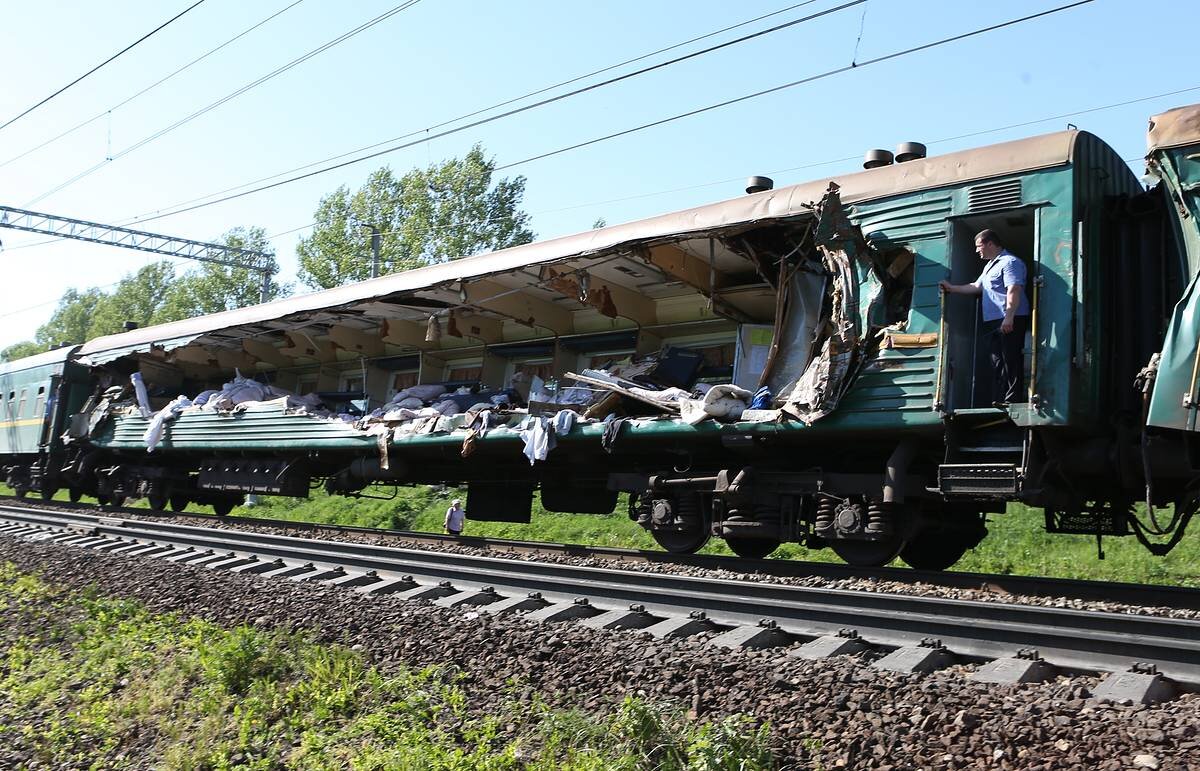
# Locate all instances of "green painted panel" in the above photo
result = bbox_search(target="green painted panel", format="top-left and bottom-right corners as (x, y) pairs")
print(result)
(0, 352), (69, 456)
(93, 401), (378, 452)
(1147, 146), (1200, 431)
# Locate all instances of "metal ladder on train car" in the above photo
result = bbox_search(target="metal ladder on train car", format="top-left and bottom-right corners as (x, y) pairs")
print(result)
(936, 408), (1026, 497)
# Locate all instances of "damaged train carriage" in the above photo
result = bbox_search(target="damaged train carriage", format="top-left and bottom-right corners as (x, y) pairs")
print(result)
(29, 105), (1200, 568)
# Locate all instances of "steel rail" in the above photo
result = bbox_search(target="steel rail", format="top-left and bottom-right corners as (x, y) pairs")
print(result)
(5, 495), (1199, 612)
(2, 504), (1198, 689)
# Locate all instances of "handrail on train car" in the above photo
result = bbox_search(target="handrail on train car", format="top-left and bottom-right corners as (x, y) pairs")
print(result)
(934, 288), (947, 412)
(1029, 273), (1043, 406)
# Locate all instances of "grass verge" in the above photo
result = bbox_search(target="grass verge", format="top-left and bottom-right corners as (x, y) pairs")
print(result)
(5, 483), (1197, 586)
(0, 562), (775, 770)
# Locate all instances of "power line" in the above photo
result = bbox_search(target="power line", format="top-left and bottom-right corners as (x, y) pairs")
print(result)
(497, 1), (1095, 171)
(128, 0), (870, 225)
(0, 0), (307, 171)
(0, 0), (208, 133)
(130, 0), (1096, 225)
(26, 0), (424, 206)
(6, 79), (1190, 259)
(128, 0), (832, 219)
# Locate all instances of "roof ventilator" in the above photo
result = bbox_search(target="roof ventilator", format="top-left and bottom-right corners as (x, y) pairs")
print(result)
(967, 179), (1023, 213)
(745, 176), (774, 194)
(895, 142), (927, 162)
(863, 149), (893, 169)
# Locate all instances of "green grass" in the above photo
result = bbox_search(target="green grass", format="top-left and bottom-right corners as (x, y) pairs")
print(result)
(0, 563), (776, 770)
(7, 482), (1197, 586)
(244, 491), (1200, 586)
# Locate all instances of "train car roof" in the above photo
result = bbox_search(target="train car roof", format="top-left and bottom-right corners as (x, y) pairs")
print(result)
(0, 344), (79, 376)
(1147, 104), (1200, 152)
(77, 128), (1080, 366)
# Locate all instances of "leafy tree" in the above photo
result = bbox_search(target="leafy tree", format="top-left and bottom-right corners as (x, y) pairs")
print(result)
(3, 227), (286, 357)
(89, 261), (178, 336)
(159, 226), (288, 317)
(296, 145), (534, 289)
(1, 341), (44, 362)
(33, 288), (106, 350)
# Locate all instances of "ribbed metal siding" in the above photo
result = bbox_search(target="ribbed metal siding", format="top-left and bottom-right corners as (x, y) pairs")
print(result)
(96, 402), (375, 451)
(838, 195), (950, 416)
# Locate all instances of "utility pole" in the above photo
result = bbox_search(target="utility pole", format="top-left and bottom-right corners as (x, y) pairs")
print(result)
(360, 223), (382, 278)
(0, 205), (277, 302)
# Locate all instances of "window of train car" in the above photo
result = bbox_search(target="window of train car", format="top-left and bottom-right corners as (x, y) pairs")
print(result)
(511, 359), (555, 383)
(16, 389), (27, 418)
(444, 359), (483, 384)
(34, 386), (45, 419)
(389, 370), (419, 397)
(296, 374), (319, 395)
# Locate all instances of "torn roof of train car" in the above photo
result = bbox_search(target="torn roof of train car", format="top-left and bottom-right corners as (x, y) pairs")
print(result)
(1147, 104), (1200, 152)
(77, 129), (1081, 367)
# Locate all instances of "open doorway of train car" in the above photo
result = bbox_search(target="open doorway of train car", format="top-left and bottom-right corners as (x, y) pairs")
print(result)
(943, 209), (1037, 410)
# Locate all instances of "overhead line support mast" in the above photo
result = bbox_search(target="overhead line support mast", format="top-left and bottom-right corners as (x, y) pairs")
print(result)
(0, 205), (277, 302)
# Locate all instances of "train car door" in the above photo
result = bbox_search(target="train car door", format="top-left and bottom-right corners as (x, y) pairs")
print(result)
(942, 210), (1038, 411)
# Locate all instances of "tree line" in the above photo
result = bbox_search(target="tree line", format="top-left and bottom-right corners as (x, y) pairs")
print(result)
(2, 145), (534, 361)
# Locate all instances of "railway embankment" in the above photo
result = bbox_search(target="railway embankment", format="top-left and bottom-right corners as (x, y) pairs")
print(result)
(2, 534), (1197, 769)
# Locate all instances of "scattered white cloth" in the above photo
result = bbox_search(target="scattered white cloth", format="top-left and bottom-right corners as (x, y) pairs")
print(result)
(553, 409), (576, 435)
(679, 384), (753, 425)
(143, 395), (193, 451)
(130, 372), (152, 418)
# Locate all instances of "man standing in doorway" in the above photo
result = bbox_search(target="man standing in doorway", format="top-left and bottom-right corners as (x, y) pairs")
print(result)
(444, 498), (466, 536)
(938, 229), (1031, 404)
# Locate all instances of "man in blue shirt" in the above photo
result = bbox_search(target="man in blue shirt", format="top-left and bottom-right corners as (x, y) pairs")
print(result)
(938, 229), (1031, 404)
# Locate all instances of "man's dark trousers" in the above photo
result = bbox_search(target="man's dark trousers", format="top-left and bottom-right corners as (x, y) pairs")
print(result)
(984, 315), (1028, 404)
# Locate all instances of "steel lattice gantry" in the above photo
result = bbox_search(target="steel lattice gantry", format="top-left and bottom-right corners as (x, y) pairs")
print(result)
(0, 205), (277, 302)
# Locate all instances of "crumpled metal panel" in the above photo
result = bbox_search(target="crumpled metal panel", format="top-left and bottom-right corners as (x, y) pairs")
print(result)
(1146, 104), (1200, 153)
(76, 334), (202, 367)
(780, 184), (884, 424)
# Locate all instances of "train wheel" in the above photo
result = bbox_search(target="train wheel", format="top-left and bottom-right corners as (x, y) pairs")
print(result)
(651, 527), (710, 554)
(13, 486), (28, 499)
(725, 536), (779, 560)
(108, 494), (126, 508)
(900, 535), (968, 571)
(830, 536), (905, 567)
(68, 488), (83, 503)
(40, 486), (59, 502)
(211, 498), (237, 517)
(148, 493), (169, 511)
(169, 494), (189, 512)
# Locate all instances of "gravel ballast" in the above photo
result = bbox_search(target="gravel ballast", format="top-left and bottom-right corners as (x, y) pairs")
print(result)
(2, 535), (1198, 769)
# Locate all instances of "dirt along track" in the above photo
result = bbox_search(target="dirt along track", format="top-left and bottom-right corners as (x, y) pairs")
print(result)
(2, 503), (1199, 769)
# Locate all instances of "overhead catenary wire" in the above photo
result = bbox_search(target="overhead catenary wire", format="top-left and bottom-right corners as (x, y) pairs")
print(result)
(123, 0), (1095, 227)
(25, 0), (425, 207)
(125, 0), (840, 221)
(0, 0), (208, 133)
(0, 0), (307, 171)
(5, 77), (1190, 260)
(496, 0), (1095, 171)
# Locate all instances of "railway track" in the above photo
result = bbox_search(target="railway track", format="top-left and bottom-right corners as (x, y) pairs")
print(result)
(5, 494), (1200, 613)
(2, 502), (1198, 700)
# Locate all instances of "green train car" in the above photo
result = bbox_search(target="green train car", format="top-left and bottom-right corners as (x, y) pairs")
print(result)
(5, 103), (1200, 569)
(0, 345), (86, 498)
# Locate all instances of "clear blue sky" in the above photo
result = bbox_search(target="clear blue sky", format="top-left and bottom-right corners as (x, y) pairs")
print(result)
(0, 0), (1194, 349)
